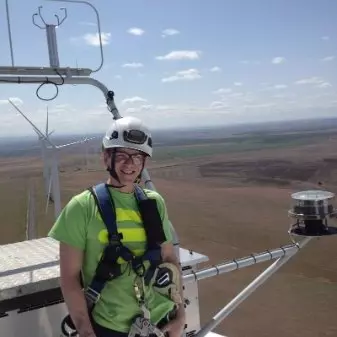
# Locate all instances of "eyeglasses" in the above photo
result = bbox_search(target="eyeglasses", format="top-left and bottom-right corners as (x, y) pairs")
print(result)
(114, 151), (145, 165)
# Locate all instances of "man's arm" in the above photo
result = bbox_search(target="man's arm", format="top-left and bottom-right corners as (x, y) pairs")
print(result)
(48, 195), (94, 336)
(59, 242), (96, 337)
(161, 242), (186, 324)
(151, 191), (186, 328)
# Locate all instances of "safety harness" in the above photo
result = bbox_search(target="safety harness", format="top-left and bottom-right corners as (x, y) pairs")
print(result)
(85, 183), (167, 305)
(61, 182), (173, 336)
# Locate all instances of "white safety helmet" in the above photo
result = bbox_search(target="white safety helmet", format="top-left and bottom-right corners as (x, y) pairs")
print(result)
(102, 116), (153, 157)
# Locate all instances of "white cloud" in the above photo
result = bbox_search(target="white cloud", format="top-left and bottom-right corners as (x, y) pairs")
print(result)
(125, 107), (137, 113)
(210, 66), (221, 72)
(321, 36), (330, 41)
(82, 32), (111, 46)
(55, 104), (70, 109)
(243, 103), (276, 109)
(161, 28), (180, 37)
(317, 82), (332, 88)
(212, 88), (232, 95)
(114, 75), (122, 80)
(272, 94), (286, 99)
(294, 77), (325, 85)
(121, 103), (225, 116)
(234, 82), (243, 86)
(322, 56), (335, 62)
(161, 69), (201, 82)
(240, 60), (261, 65)
(121, 96), (148, 105)
(0, 97), (23, 106)
(272, 57), (286, 64)
(209, 101), (229, 110)
(138, 105), (153, 111)
(156, 50), (201, 61)
(228, 92), (244, 98)
(127, 27), (145, 36)
(122, 62), (144, 68)
(78, 21), (96, 27)
(274, 84), (288, 89)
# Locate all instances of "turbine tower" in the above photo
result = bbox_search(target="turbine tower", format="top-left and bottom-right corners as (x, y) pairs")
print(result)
(26, 179), (36, 240)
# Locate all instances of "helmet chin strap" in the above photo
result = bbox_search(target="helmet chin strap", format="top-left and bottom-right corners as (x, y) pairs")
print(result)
(134, 161), (145, 184)
(107, 150), (126, 188)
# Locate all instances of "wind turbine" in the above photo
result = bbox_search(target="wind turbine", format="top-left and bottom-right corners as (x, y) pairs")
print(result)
(8, 99), (87, 220)
(83, 135), (96, 172)
(26, 179), (36, 240)
(10, 102), (53, 201)
(38, 106), (55, 203)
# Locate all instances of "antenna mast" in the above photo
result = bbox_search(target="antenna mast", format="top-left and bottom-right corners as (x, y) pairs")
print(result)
(5, 0), (14, 66)
(0, 0), (119, 115)
(32, 5), (68, 68)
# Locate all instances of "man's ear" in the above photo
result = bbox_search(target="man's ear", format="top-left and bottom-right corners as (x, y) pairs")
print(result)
(102, 149), (111, 167)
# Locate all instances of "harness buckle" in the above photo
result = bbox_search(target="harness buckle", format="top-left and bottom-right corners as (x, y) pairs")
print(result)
(85, 287), (101, 304)
(132, 257), (146, 277)
(108, 232), (123, 242)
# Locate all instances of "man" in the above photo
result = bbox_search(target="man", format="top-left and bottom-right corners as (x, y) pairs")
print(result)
(48, 116), (186, 337)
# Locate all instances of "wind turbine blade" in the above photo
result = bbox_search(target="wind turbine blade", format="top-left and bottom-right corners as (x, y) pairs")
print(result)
(8, 99), (56, 148)
(26, 180), (36, 240)
(45, 175), (53, 214)
(8, 99), (45, 139)
(51, 154), (62, 219)
(83, 137), (88, 172)
(55, 139), (86, 148)
(31, 183), (36, 239)
(46, 106), (49, 136)
(26, 185), (30, 240)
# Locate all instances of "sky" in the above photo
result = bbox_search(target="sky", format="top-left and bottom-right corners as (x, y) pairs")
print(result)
(0, 0), (336, 138)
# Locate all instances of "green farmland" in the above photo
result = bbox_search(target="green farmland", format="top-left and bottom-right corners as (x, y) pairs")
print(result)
(152, 132), (333, 160)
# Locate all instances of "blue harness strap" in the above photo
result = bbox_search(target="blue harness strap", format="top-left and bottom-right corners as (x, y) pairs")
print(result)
(91, 183), (119, 240)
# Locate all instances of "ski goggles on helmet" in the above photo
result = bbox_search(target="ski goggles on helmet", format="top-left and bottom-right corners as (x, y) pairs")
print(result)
(123, 129), (151, 146)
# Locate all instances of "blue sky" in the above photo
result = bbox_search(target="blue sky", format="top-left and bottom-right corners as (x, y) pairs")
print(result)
(0, 0), (336, 138)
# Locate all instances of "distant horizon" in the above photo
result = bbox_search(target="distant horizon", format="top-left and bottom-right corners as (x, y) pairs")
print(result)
(1, 114), (336, 141)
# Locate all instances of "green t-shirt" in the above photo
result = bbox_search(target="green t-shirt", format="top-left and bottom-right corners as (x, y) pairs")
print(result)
(48, 185), (175, 333)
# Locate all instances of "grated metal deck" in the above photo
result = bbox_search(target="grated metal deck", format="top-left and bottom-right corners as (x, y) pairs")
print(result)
(0, 237), (208, 301)
(0, 238), (60, 301)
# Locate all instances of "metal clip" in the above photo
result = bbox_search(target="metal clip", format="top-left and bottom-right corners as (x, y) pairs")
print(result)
(140, 303), (151, 320)
(128, 316), (165, 337)
(84, 286), (101, 304)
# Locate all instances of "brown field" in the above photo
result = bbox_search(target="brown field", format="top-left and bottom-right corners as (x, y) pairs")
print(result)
(1, 135), (337, 337)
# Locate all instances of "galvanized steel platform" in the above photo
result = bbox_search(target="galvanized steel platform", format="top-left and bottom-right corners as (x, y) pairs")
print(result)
(0, 238), (224, 337)
(0, 237), (208, 301)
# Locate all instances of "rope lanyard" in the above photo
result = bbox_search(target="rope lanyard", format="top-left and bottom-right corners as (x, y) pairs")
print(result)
(133, 276), (150, 319)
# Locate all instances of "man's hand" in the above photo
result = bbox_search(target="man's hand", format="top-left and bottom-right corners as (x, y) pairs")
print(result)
(59, 243), (96, 337)
(160, 241), (186, 337)
(79, 332), (97, 337)
(161, 315), (186, 337)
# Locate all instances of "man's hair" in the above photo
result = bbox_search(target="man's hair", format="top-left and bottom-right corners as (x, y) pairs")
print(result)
(102, 145), (114, 154)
